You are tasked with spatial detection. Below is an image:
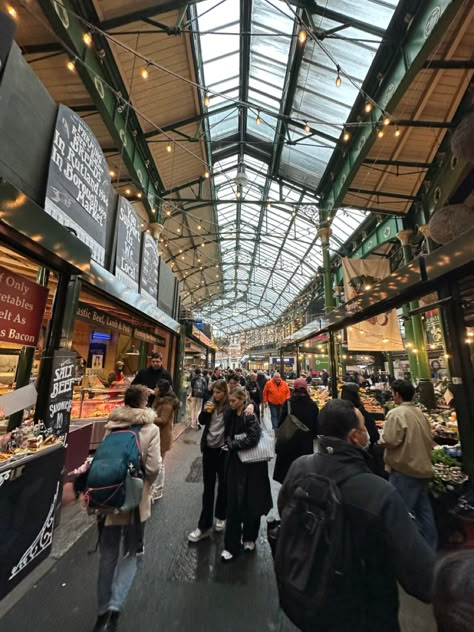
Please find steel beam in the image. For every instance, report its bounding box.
[318,0,464,221]
[38,0,165,218]
[347,188,417,201]
[363,159,432,169]
[423,59,474,69]
[144,103,236,138]
[21,42,63,54]
[100,1,207,30]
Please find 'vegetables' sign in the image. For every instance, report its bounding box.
[43,350,75,435]
[0,266,48,347]
[44,104,111,265]
[140,232,159,304]
[115,197,141,292]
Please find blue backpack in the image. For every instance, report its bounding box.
[85,426,144,514]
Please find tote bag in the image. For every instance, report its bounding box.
[275,400,310,455]
[235,429,275,463]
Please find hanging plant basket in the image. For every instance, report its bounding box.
[429,204,474,245]
[451,113,474,164]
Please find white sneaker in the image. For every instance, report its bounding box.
[214,519,226,532]
[188,528,211,543]
[243,541,256,552]
[221,549,233,562]
[151,488,163,502]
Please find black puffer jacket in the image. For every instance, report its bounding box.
[278,437,435,632]
[273,393,319,484]
[224,410,273,519]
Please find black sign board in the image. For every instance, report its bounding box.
[134,328,166,347]
[140,232,159,304]
[115,197,141,292]
[0,12,15,78]
[76,302,133,337]
[44,104,111,265]
[43,350,75,436]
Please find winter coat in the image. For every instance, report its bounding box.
[224,409,273,519]
[132,366,173,406]
[256,373,268,391]
[153,392,179,456]
[246,379,262,407]
[103,406,162,526]
[279,437,435,632]
[263,378,290,406]
[273,393,319,484]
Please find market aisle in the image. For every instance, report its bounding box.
[0,425,436,632]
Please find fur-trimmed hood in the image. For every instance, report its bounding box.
[105,405,157,430]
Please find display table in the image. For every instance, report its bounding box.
[0,443,65,599]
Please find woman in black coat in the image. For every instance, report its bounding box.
[221,386,273,561]
[273,378,319,484]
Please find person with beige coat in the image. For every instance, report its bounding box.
[382,379,437,550]
[94,385,161,632]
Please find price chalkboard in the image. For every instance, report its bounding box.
[43,350,75,436]
[115,197,141,292]
[44,105,111,265]
[140,232,159,304]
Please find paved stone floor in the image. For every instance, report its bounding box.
[0,421,436,632]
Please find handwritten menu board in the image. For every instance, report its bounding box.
[43,350,75,435]
[115,197,141,293]
[140,232,159,304]
[44,105,111,265]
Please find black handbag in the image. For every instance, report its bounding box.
[275,400,310,455]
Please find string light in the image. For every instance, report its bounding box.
[203,169,210,178]
[203,93,210,107]
[256,111,262,125]
[304,121,311,133]
[298,30,307,44]
[335,65,342,88]
[166,142,172,153]
[394,125,401,137]
[342,129,351,142]
[364,284,372,290]
[267,201,272,209]
[125,188,131,195]
[83,32,92,47]
[197,224,202,230]
[377,128,384,138]
[140,64,150,80]
[109,170,115,177]
[66,59,76,72]
[166,209,171,216]
[364,101,373,113]
[383,115,391,126]
[6,5,17,18]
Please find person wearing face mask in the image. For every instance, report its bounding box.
[278,399,435,632]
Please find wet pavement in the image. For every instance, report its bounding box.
[0,422,436,632]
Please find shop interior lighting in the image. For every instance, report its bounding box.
[140,64,150,80]
[83,32,93,47]
[335,66,342,88]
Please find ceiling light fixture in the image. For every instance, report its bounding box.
[6,5,17,19]
[364,101,373,113]
[256,110,262,125]
[335,65,342,88]
[235,164,249,187]
[204,93,210,107]
[383,115,391,126]
[66,59,76,72]
[343,128,351,142]
[83,32,93,47]
[140,64,150,80]
[394,125,401,137]
[166,142,172,153]
[304,121,311,133]
[298,29,307,44]
[203,169,210,178]
[377,128,384,138]
[109,170,115,177]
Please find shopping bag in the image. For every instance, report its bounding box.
[235,430,275,463]
[275,400,310,455]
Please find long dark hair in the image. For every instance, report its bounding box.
[341,383,364,411]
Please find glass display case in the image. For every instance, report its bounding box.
[71,387,127,421]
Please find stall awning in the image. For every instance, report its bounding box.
[190,326,219,351]
[280,320,328,348]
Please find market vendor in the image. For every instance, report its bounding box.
[107,360,126,387]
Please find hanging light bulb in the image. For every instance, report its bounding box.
[166,142,172,153]
[335,65,342,88]
[256,111,262,125]
[298,29,307,44]
[83,32,93,47]
[343,129,351,142]
[203,169,210,178]
[383,115,391,126]
[394,125,401,137]
[364,101,373,113]
[66,59,76,72]
[109,170,115,177]
[204,93,210,107]
[125,188,131,195]
[140,64,150,80]
[6,5,17,19]
[137,192,142,199]
[377,128,384,138]
[304,121,311,133]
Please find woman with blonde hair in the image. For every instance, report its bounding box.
[188,379,230,542]
[221,386,272,561]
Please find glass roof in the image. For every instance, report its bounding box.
[188,0,401,334]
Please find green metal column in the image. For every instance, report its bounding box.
[139,341,148,369]
[319,226,335,313]
[9,268,50,430]
[386,352,395,378]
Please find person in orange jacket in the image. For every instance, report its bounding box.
[263,372,290,430]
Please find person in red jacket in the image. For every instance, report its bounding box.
[263,372,290,430]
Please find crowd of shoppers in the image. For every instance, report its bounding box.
[76,357,467,632]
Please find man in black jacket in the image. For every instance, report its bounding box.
[131,352,172,406]
[279,400,435,632]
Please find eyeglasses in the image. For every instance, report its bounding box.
[355,428,367,435]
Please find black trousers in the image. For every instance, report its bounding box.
[198,446,227,531]
[224,508,260,556]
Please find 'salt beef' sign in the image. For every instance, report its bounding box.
[44,104,111,265]
[115,197,141,293]
[44,350,75,435]
[0,266,48,346]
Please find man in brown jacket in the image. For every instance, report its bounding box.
[382,379,437,549]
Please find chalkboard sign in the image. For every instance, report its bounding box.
[44,105,111,265]
[43,350,75,436]
[140,232,159,304]
[115,197,141,292]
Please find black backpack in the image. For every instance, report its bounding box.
[272,456,362,631]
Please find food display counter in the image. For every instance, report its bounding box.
[71,387,126,449]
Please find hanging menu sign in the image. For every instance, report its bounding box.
[0,266,48,347]
[43,350,75,435]
[140,232,159,304]
[115,197,140,292]
[44,104,111,265]
[76,302,133,336]
[134,328,166,347]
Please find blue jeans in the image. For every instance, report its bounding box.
[97,525,144,614]
[269,403,282,430]
[390,471,438,550]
